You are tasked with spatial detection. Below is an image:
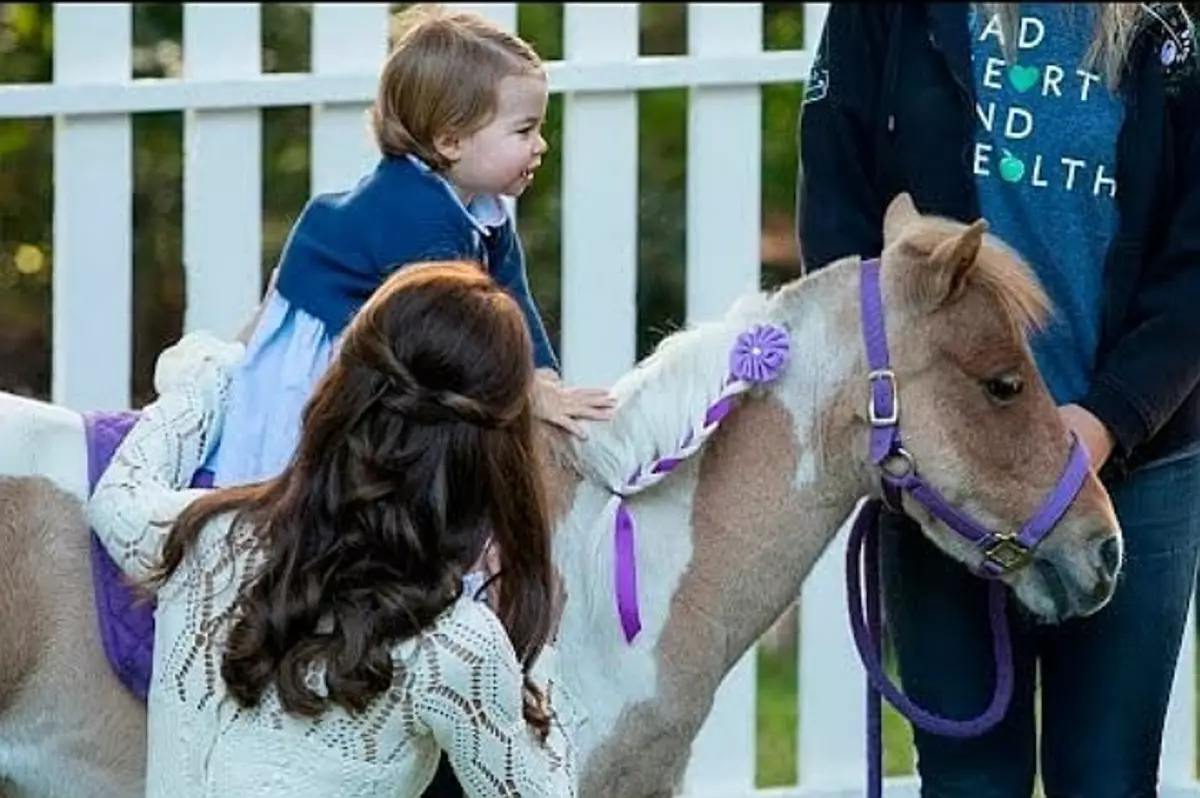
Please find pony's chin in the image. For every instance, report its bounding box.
[1007,557,1114,625]
[1008,576,1067,625]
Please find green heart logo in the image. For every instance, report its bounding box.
[998,149,1026,183]
[1008,64,1040,93]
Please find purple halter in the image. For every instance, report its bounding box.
[847,257,1092,798]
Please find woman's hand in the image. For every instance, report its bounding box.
[1059,403,1115,473]
[531,368,616,439]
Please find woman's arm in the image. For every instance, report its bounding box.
[411,601,579,797]
[85,332,246,584]
[797,3,891,273]
[1078,71,1200,462]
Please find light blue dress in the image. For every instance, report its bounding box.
[204,156,509,490]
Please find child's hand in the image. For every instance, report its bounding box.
[532,368,616,440]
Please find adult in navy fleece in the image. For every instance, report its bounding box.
[799,4,1200,795]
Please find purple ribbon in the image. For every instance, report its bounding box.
[614,502,642,642]
[612,322,792,643]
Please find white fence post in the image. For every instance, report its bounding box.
[182,3,263,340]
[679,3,765,795]
[1163,599,1197,786]
[51,3,133,412]
[799,505,871,790]
[560,3,640,388]
[793,5,874,792]
[684,2,764,326]
[311,3,389,197]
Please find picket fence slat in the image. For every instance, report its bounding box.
[560,3,640,387]
[182,3,263,339]
[684,3,764,327]
[51,3,133,413]
[311,4,390,197]
[1164,599,1198,783]
[680,3,766,794]
[798,506,870,788]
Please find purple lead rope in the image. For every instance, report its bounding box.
[846,498,1014,797]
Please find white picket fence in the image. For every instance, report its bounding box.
[1,3,1198,795]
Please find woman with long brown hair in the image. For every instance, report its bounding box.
[86,260,577,797]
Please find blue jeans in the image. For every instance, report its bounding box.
[881,450,1200,797]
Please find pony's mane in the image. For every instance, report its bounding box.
[902,215,1052,339]
[576,290,779,492]
[973,233,1052,338]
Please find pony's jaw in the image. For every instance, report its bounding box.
[907,501,1124,624]
[1010,514,1123,624]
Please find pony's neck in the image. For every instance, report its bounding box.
[542,261,883,779]
[770,260,876,510]
[534,425,585,524]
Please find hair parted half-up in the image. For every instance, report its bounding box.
[143,260,556,738]
[370,4,544,171]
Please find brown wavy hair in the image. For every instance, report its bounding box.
[370,4,544,170]
[144,260,555,736]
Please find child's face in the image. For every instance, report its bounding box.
[440,73,549,200]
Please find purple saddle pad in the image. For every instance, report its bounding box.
[83,411,213,702]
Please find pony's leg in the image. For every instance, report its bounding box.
[575,617,727,798]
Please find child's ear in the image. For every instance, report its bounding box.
[434,132,463,164]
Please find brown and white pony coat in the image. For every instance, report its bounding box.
[0,194,1122,797]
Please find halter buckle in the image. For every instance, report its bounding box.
[867,369,899,427]
[984,535,1031,572]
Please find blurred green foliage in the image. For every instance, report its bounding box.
[0,2,808,405]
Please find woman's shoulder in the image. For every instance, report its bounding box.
[421,594,509,648]
[159,512,251,593]
[397,595,518,679]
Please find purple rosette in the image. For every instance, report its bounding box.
[729,323,791,384]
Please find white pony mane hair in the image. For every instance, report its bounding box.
[576,288,783,493]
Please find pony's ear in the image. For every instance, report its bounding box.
[913,218,988,311]
[883,192,920,245]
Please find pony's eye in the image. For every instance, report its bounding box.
[982,373,1024,405]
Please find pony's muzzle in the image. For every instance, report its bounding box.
[1028,520,1123,622]
[1098,535,1123,581]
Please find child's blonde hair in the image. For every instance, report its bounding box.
[370,4,544,171]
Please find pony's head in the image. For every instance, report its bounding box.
[858,193,1122,621]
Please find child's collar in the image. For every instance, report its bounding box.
[405,154,509,233]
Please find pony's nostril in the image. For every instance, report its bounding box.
[1033,557,1072,620]
[1099,536,1121,577]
